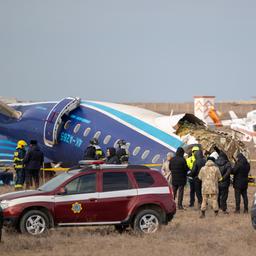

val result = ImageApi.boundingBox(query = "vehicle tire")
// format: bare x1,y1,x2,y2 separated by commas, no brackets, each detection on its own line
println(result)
133,209,162,234
19,210,49,235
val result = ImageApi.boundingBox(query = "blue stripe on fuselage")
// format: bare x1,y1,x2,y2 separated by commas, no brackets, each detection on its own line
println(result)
0,153,13,158
0,146,16,151
81,101,182,150
70,114,91,124
0,140,16,145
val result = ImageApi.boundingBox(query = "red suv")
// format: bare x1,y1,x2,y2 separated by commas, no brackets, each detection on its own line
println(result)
0,164,176,235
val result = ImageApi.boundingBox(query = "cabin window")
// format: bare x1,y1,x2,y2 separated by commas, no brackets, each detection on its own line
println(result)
133,146,141,156
103,135,111,144
74,124,81,134
114,139,120,148
94,131,101,139
152,154,160,163
141,150,150,160
83,127,91,137
64,120,71,130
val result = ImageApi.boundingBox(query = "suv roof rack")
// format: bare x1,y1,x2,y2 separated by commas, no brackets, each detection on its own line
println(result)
77,160,151,171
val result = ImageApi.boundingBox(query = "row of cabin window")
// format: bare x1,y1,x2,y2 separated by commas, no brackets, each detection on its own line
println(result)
64,120,161,163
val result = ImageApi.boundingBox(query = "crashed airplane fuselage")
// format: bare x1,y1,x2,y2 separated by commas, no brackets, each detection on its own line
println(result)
0,97,248,166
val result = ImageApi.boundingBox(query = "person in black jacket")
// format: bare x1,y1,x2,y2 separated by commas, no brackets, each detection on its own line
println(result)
106,147,121,164
232,153,250,213
215,151,231,214
169,147,188,209
191,150,206,207
23,140,44,189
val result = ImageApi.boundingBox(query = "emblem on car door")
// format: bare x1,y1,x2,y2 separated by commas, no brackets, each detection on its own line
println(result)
71,202,83,214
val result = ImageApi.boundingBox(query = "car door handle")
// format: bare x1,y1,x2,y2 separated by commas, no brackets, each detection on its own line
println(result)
89,198,97,202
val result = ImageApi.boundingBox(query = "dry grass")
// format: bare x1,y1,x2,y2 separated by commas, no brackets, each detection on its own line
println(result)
0,185,256,256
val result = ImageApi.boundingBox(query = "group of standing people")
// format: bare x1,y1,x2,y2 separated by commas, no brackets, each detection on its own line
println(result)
161,145,250,217
13,140,44,190
84,138,129,164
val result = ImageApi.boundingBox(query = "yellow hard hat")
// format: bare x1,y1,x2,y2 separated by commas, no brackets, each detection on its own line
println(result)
17,140,27,148
192,146,200,152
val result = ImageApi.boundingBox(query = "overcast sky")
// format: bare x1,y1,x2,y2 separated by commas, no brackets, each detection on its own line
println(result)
0,0,255,103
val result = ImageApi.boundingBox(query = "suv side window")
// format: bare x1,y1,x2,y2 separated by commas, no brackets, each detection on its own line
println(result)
103,172,131,192
134,172,154,188
65,173,96,194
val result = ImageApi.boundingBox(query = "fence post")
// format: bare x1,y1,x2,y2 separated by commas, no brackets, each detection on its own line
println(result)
42,163,45,185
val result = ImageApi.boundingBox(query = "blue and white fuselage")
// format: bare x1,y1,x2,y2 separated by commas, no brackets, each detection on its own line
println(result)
0,98,184,166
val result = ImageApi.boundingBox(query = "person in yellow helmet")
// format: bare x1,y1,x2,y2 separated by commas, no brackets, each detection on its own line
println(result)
13,140,27,190
186,145,200,207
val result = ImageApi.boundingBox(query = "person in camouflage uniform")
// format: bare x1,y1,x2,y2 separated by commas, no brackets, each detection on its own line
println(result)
198,158,222,218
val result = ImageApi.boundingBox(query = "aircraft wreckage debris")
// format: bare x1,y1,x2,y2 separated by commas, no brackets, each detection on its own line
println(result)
176,120,250,162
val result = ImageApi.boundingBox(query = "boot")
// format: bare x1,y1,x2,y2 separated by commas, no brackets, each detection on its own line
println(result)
200,211,205,218
244,208,248,214
214,211,218,216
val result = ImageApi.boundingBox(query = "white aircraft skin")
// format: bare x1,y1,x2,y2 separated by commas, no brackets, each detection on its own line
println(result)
228,110,256,145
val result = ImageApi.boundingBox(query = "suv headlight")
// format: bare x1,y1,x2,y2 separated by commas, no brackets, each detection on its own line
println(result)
0,200,11,210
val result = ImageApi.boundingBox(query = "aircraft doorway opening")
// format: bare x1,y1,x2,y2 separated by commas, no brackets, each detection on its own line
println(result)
44,97,81,147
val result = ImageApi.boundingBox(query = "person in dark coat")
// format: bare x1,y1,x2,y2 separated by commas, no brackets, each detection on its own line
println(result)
106,147,121,164
169,147,188,209
191,150,206,207
232,153,250,213
215,151,232,214
23,140,44,189
84,145,96,160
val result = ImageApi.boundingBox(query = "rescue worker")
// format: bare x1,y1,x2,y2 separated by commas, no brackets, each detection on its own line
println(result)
23,140,44,189
116,139,129,164
215,151,232,214
191,149,206,207
106,147,121,164
232,153,250,213
13,140,27,190
169,147,189,210
93,138,105,160
84,138,105,160
84,139,97,160
161,152,174,184
186,146,200,207
198,157,222,218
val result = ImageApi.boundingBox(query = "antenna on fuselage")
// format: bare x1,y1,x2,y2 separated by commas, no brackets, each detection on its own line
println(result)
0,100,22,119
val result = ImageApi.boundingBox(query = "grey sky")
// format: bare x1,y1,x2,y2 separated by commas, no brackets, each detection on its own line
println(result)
0,0,255,102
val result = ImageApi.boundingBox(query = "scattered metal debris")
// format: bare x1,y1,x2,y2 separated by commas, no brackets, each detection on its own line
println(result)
176,120,250,162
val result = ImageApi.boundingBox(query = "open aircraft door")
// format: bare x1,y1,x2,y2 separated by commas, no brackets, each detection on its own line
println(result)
44,97,81,147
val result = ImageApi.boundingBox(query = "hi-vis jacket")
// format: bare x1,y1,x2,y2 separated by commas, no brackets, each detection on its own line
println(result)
13,148,26,169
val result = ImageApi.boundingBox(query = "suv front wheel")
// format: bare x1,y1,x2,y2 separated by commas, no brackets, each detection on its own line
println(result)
133,209,162,234
19,210,49,235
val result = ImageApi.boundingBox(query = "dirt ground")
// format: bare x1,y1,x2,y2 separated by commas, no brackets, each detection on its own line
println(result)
0,185,256,256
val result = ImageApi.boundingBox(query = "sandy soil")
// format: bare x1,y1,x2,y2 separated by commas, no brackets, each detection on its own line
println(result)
0,185,255,256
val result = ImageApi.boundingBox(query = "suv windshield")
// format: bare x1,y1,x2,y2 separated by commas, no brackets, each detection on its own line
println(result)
38,172,75,192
